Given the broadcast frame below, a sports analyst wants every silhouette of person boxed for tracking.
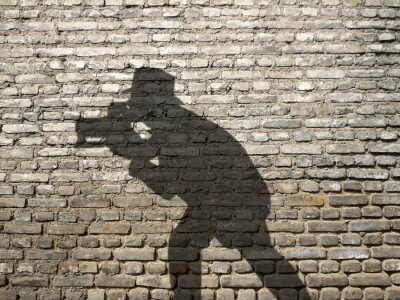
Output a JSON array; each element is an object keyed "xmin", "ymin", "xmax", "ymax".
[{"xmin": 77, "ymin": 68, "xmax": 311, "ymax": 299}]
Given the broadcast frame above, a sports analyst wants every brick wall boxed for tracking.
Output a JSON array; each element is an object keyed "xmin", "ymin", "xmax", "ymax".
[{"xmin": 1, "ymin": 0, "xmax": 400, "ymax": 299}]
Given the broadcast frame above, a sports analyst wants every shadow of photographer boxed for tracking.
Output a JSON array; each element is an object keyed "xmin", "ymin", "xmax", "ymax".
[{"xmin": 77, "ymin": 68, "xmax": 311, "ymax": 300}]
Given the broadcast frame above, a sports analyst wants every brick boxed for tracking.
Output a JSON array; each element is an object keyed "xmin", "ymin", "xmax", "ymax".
[
  {"xmin": 305, "ymin": 118, "xmax": 347, "ymax": 128},
  {"xmin": 47, "ymin": 224, "xmax": 86, "ymax": 235},
  {"xmin": 349, "ymin": 273, "xmax": 390, "ymax": 287},
  {"xmin": 348, "ymin": 169, "xmax": 389, "ymax": 180},
  {"xmin": 220, "ymin": 275, "xmax": 263, "ymax": 288},
  {"xmin": 4, "ymin": 222, "xmax": 42, "ymax": 234},
  {"xmin": 369, "ymin": 143, "xmax": 400, "ymax": 153},
  {"xmin": 238, "ymin": 94, "xmax": 277, "ymax": 104},
  {"xmin": 15, "ymin": 74, "xmax": 54, "ymax": 84},
  {"xmin": 179, "ymin": 275, "xmax": 219, "ymax": 288},
  {"xmin": 95, "ymin": 274, "xmax": 135, "ymax": 287},
  {"xmin": 197, "ymin": 95, "xmax": 234, "ymax": 104},
  {"xmin": 136, "ymin": 275, "xmax": 175, "ymax": 288},
  {"xmin": 69, "ymin": 197, "xmax": 110, "ymax": 207},
  {"xmin": 201, "ymin": 249, "xmax": 241, "ymax": 261},
  {"xmin": 242, "ymin": 249, "xmax": 282, "ymax": 260},
  {"xmin": 266, "ymin": 222, "xmax": 304, "ymax": 233},
  {"xmin": 51, "ymin": 172, "xmax": 90, "ymax": 182},
  {"xmin": 308, "ymin": 221, "xmax": 347, "ymax": 232},
  {"xmin": 89, "ymin": 223, "xmax": 130, "ymax": 234},
  {"xmin": 329, "ymin": 248, "xmax": 370, "ymax": 260},
  {"xmin": 307, "ymin": 69, "xmax": 345, "ymax": 78},
  {"xmin": 281, "ymin": 145, "xmax": 322, "ymax": 154},
  {"xmin": 0, "ymin": 198, "xmax": 25, "ymax": 208},
  {"xmin": 0, "ymin": 250, "xmax": 23, "ymax": 259},
  {"xmin": 9, "ymin": 276, "xmax": 49, "ymax": 287},
  {"xmin": 42, "ymin": 122, "xmax": 76, "ymax": 132},
  {"xmin": 2, "ymin": 124, "xmax": 39, "ymax": 133},
  {"xmin": 328, "ymin": 195, "xmax": 369, "ymax": 206},
  {"xmin": 58, "ymin": 22, "xmax": 97, "ymax": 31},
  {"xmin": 306, "ymin": 169, "xmax": 347, "ymax": 179},
  {"xmin": 326, "ymin": 93, "xmax": 363, "ymax": 103},
  {"xmin": 113, "ymin": 196, "xmax": 153, "ymax": 207},
  {"xmin": 9, "ymin": 173, "xmax": 48, "ymax": 183},
  {"xmin": 220, "ymin": 120, "xmax": 260, "ymax": 130},
  {"xmin": 53, "ymin": 275, "xmax": 94, "ymax": 287},
  {"xmin": 25, "ymin": 250, "xmax": 67, "ymax": 260},
  {"xmin": 160, "ymin": 46, "xmax": 197, "ymax": 55},
  {"xmin": 326, "ymin": 144, "xmax": 365, "ymax": 154},
  {"xmin": 384, "ymin": 206, "xmax": 400, "ymax": 218},
  {"xmin": 243, "ymin": 145, "xmax": 279, "ymax": 155},
  {"xmin": 0, "ymin": 48, "xmax": 33, "ymax": 57},
  {"xmin": 264, "ymin": 274, "xmax": 305, "ymax": 288},
  {"xmin": 72, "ymin": 249, "xmax": 112, "ymax": 260},
  {"xmin": 285, "ymin": 194, "xmax": 325, "ymax": 206},
  {"xmin": 306, "ymin": 274, "xmax": 348, "ymax": 287},
  {"xmin": 349, "ymin": 220, "xmax": 391, "ymax": 232},
  {"xmin": 115, "ymin": 248, "xmax": 155, "ymax": 261},
  {"xmin": 286, "ymin": 248, "xmax": 326, "ymax": 259},
  {"xmin": 28, "ymin": 198, "xmax": 66, "ymax": 207},
  {"xmin": 158, "ymin": 248, "xmax": 198, "ymax": 261},
  {"xmin": 263, "ymin": 119, "xmax": 302, "ymax": 128},
  {"xmin": 0, "ymin": 99, "xmax": 32, "ymax": 107},
  {"xmin": 383, "ymin": 259, "xmax": 400, "ymax": 271}
]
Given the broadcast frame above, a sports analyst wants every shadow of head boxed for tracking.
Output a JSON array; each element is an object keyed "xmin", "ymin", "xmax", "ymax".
[
  {"xmin": 107, "ymin": 67, "xmax": 178, "ymax": 124},
  {"xmin": 78, "ymin": 67, "xmax": 178, "ymax": 141},
  {"xmin": 77, "ymin": 68, "xmax": 185, "ymax": 200}
]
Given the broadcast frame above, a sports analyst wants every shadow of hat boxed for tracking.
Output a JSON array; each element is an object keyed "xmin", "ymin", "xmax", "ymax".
[{"xmin": 122, "ymin": 68, "xmax": 175, "ymax": 94}]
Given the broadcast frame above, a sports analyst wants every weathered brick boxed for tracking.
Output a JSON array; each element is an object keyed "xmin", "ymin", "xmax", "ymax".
[
  {"xmin": 266, "ymin": 222, "xmax": 304, "ymax": 233},
  {"xmin": 264, "ymin": 274, "xmax": 305, "ymax": 288},
  {"xmin": 308, "ymin": 221, "xmax": 347, "ymax": 232},
  {"xmin": 158, "ymin": 248, "xmax": 198, "ymax": 261},
  {"xmin": 349, "ymin": 220, "xmax": 391, "ymax": 232},
  {"xmin": 349, "ymin": 273, "xmax": 391, "ymax": 287},
  {"xmin": 243, "ymin": 145, "xmax": 280, "ymax": 155},
  {"xmin": 328, "ymin": 195, "xmax": 369, "ymax": 206},
  {"xmin": 348, "ymin": 169, "xmax": 389, "ymax": 180},
  {"xmin": 263, "ymin": 119, "xmax": 302, "ymax": 128},
  {"xmin": 372, "ymin": 247, "xmax": 400, "ymax": 258},
  {"xmin": 285, "ymin": 248, "xmax": 326, "ymax": 259},
  {"xmin": 28, "ymin": 198, "xmax": 66, "ymax": 208},
  {"xmin": 326, "ymin": 144, "xmax": 365, "ymax": 154},
  {"xmin": 9, "ymin": 173, "xmax": 48, "ymax": 183},
  {"xmin": 136, "ymin": 275, "xmax": 175, "ymax": 288},
  {"xmin": 95, "ymin": 274, "xmax": 135, "ymax": 287},
  {"xmin": 53, "ymin": 275, "xmax": 94, "ymax": 287},
  {"xmin": 305, "ymin": 118, "xmax": 347, "ymax": 128},
  {"xmin": 89, "ymin": 223, "xmax": 130, "ymax": 234},
  {"xmin": 9, "ymin": 276, "xmax": 49, "ymax": 287},
  {"xmin": 306, "ymin": 274, "xmax": 349, "ymax": 287},
  {"xmin": 115, "ymin": 248, "xmax": 155, "ymax": 261},
  {"xmin": 0, "ymin": 99, "xmax": 32, "ymax": 107},
  {"xmin": 201, "ymin": 249, "xmax": 241, "ymax": 261},
  {"xmin": 25, "ymin": 250, "xmax": 67, "ymax": 260},
  {"xmin": 47, "ymin": 224, "xmax": 86, "ymax": 235},
  {"xmin": 281, "ymin": 145, "xmax": 322, "ymax": 154},
  {"xmin": 220, "ymin": 275, "xmax": 263, "ymax": 288},
  {"xmin": 2, "ymin": 124, "xmax": 39, "ymax": 133},
  {"xmin": 329, "ymin": 248, "xmax": 370, "ymax": 260},
  {"xmin": 0, "ymin": 198, "xmax": 25, "ymax": 208},
  {"xmin": 285, "ymin": 194, "xmax": 325, "ymax": 206},
  {"xmin": 4, "ymin": 222, "xmax": 42, "ymax": 234},
  {"xmin": 69, "ymin": 197, "xmax": 110, "ymax": 208},
  {"xmin": 179, "ymin": 275, "xmax": 219, "ymax": 288},
  {"xmin": 72, "ymin": 249, "xmax": 112, "ymax": 260}
]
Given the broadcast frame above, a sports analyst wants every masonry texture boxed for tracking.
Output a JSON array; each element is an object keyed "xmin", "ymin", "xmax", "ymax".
[{"xmin": 1, "ymin": 0, "xmax": 400, "ymax": 299}]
